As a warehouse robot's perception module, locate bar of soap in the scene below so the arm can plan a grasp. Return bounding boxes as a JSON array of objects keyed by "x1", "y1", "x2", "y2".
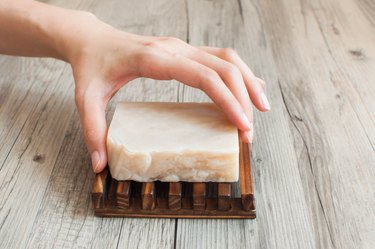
[{"x1": 107, "y1": 102, "x2": 239, "y2": 182}]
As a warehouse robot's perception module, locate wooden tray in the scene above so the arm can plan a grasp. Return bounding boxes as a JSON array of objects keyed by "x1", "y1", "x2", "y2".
[{"x1": 91, "y1": 142, "x2": 255, "y2": 219}]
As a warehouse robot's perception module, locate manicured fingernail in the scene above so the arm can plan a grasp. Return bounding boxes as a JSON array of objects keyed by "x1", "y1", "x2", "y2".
[
  {"x1": 246, "y1": 129, "x2": 254, "y2": 143},
  {"x1": 260, "y1": 93, "x2": 271, "y2": 111},
  {"x1": 91, "y1": 150, "x2": 101, "y2": 172},
  {"x1": 242, "y1": 113, "x2": 251, "y2": 130},
  {"x1": 246, "y1": 122, "x2": 254, "y2": 142}
]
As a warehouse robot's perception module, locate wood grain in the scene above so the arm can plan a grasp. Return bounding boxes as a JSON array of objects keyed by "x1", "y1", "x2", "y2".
[
  {"x1": 0, "y1": 0, "x2": 181, "y2": 248},
  {"x1": 169, "y1": 182, "x2": 182, "y2": 210},
  {"x1": 192, "y1": 183, "x2": 206, "y2": 210},
  {"x1": 239, "y1": 142, "x2": 255, "y2": 211},
  {"x1": 92, "y1": 167, "x2": 109, "y2": 209},
  {"x1": 141, "y1": 182, "x2": 156, "y2": 210},
  {"x1": 116, "y1": 181, "x2": 131, "y2": 209},
  {"x1": 178, "y1": 0, "x2": 315, "y2": 248},
  {"x1": 217, "y1": 183, "x2": 231, "y2": 211},
  {"x1": 0, "y1": 0, "x2": 374, "y2": 248}
]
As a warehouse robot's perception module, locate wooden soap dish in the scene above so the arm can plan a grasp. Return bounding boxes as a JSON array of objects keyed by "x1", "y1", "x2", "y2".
[{"x1": 91, "y1": 142, "x2": 255, "y2": 219}]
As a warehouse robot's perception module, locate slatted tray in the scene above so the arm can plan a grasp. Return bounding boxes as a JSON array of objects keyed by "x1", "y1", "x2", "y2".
[{"x1": 92, "y1": 142, "x2": 255, "y2": 219}]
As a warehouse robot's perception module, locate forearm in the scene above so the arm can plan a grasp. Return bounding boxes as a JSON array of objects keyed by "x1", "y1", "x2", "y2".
[{"x1": 0, "y1": 0, "x2": 97, "y2": 62}]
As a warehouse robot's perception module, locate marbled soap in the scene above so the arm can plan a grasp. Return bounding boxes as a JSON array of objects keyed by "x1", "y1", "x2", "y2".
[{"x1": 107, "y1": 102, "x2": 239, "y2": 182}]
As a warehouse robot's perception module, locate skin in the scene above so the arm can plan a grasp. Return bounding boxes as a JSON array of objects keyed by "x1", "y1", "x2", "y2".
[{"x1": 0, "y1": 0, "x2": 271, "y2": 173}]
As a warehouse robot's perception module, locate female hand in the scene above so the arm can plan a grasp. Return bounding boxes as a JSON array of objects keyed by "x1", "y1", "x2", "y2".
[
  {"x1": 0, "y1": 1, "x2": 270, "y2": 172},
  {"x1": 67, "y1": 15, "x2": 271, "y2": 173}
]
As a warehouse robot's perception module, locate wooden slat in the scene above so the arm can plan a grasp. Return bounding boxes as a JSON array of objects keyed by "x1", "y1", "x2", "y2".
[
  {"x1": 193, "y1": 183, "x2": 206, "y2": 210},
  {"x1": 93, "y1": 172, "x2": 255, "y2": 218},
  {"x1": 116, "y1": 181, "x2": 131, "y2": 209},
  {"x1": 91, "y1": 168, "x2": 109, "y2": 209},
  {"x1": 181, "y1": 182, "x2": 193, "y2": 209},
  {"x1": 141, "y1": 182, "x2": 156, "y2": 210},
  {"x1": 206, "y1": 183, "x2": 218, "y2": 210},
  {"x1": 218, "y1": 183, "x2": 231, "y2": 211},
  {"x1": 156, "y1": 182, "x2": 169, "y2": 208},
  {"x1": 168, "y1": 182, "x2": 182, "y2": 210},
  {"x1": 239, "y1": 142, "x2": 255, "y2": 211}
]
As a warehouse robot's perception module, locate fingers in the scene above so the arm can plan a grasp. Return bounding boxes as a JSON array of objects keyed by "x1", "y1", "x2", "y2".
[
  {"x1": 198, "y1": 46, "x2": 271, "y2": 112},
  {"x1": 146, "y1": 37, "x2": 269, "y2": 142},
  {"x1": 75, "y1": 82, "x2": 108, "y2": 173},
  {"x1": 176, "y1": 45, "x2": 255, "y2": 142},
  {"x1": 136, "y1": 49, "x2": 252, "y2": 134}
]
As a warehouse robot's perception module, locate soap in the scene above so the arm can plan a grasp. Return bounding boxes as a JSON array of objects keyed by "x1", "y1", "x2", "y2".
[{"x1": 107, "y1": 102, "x2": 239, "y2": 182}]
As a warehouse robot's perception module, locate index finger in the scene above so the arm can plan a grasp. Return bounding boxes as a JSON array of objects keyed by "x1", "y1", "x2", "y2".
[{"x1": 137, "y1": 49, "x2": 252, "y2": 135}]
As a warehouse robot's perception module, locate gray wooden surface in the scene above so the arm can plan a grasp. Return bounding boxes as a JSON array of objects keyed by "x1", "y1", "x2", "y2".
[{"x1": 0, "y1": 0, "x2": 374, "y2": 248}]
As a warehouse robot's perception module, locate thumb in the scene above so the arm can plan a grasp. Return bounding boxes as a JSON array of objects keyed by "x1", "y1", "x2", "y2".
[{"x1": 76, "y1": 87, "x2": 108, "y2": 173}]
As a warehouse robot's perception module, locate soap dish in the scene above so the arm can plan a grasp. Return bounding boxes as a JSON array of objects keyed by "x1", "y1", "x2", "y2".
[{"x1": 91, "y1": 142, "x2": 255, "y2": 219}]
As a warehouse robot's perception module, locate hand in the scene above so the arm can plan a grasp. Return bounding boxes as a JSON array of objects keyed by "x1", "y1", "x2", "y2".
[
  {"x1": 67, "y1": 15, "x2": 271, "y2": 173},
  {"x1": 0, "y1": 2, "x2": 270, "y2": 173}
]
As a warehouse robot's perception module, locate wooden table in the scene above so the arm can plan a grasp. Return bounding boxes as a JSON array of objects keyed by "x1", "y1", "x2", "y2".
[{"x1": 0, "y1": 0, "x2": 374, "y2": 248}]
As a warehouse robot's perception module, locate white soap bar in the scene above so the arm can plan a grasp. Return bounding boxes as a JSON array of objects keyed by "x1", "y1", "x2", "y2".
[{"x1": 107, "y1": 102, "x2": 239, "y2": 182}]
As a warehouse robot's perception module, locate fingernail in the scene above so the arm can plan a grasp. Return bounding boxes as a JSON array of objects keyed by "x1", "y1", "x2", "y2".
[
  {"x1": 91, "y1": 150, "x2": 101, "y2": 172},
  {"x1": 241, "y1": 113, "x2": 251, "y2": 130},
  {"x1": 246, "y1": 122, "x2": 254, "y2": 142},
  {"x1": 246, "y1": 129, "x2": 254, "y2": 143},
  {"x1": 260, "y1": 93, "x2": 271, "y2": 111}
]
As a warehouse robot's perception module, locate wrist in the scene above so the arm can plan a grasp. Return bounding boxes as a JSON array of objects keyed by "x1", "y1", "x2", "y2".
[
  {"x1": 23, "y1": 1, "x2": 108, "y2": 64},
  {"x1": 53, "y1": 11, "x2": 105, "y2": 64}
]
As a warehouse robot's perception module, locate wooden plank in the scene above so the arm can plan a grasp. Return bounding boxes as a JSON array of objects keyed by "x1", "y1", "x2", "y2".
[
  {"x1": 239, "y1": 142, "x2": 255, "y2": 211},
  {"x1": 155, "y1": 181, "x2": 168, "y2": 209},
  {"x1": 21, "y1": 111, "x2": 124, "y2": 249},
  {"x1": 0, "y1": 58, "x2": 76, "y2": 249},
  {"x1": 192, "y1": 183, "x2": 206, "y2": 210},
  {"x1": 206, "y1": 182, "x2": 218, "y2": 210},
  {"x1": 141, "y1": 182, "x2": 156, "y2": 210},
  {"x1": 116, "y1": 181, "x2": 131, "y2": 209},
  {"x1": 217, "y1": 183, "x2": 231, "y2": 211},
  {"x1": 14, "y1": 0, "x2": 182, "y2": 248},
  {"x1": 91, "y1": 168, "x2": 109, "y2": 209},
  {"x1": 169, "y1": 182, "x2": 182, "y2": 210},
  {"x1": 256, "y1": 0, "x2": 375, "y2": 248},
  {"x1": 0, "y1": 0, "x2": 373, "y2": 248},
  {"x1": 177, "y1": 0, "x2": 317, "y2": 248},
  {"x1": 181, "y1": 182, "x2": 193, "y2": 209},
  {"x1": 94, "y1": 210, "x2": 254, "y2": 219},
  {"x1": 0, "y1": 58, "x2": 60, "y2": 168}
]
